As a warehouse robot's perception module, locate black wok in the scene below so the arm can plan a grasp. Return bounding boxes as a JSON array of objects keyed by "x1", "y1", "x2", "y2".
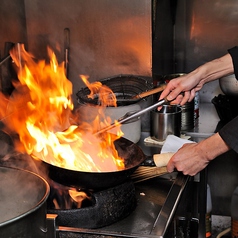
[{"x1": 43, "y1": 136, "x2": 146, "y2": 191}]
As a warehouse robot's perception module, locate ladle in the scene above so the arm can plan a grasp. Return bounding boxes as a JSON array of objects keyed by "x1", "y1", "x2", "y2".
[{"x1": 94, "y1": 98, "x2": 168, "y2": 135}]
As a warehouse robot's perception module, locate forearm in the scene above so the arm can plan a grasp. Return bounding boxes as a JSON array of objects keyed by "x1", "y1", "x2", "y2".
[
  {"x1": 192, "y1": 53, "x2": 234, "y2": 85},
  {"x1": 198, "y1": 132, "x2": 230, "y2": 161}
]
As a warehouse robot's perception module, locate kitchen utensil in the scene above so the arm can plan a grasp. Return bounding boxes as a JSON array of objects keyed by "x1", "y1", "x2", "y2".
[
  {"x1": 0, "y1": 166, "x2": 50, "y2": 238},
  {"x1": 0, "y1": 54, "x2": 10, "y2": 66},
  {"x1": 42, "y1": 136, "x2": 172, "y2": 190},
  {"x1": 95, "y1": 98, "x2": 168, "y2": 135},
  {"x1": 131, "y1": 84, "x2": 166, "y2": 99},
  {"x1": 151, "y1": 104, "x2": 182, "y2": 141},
  {"x1": 132, "y1": 152, "x2": 175, "y2": 182}
]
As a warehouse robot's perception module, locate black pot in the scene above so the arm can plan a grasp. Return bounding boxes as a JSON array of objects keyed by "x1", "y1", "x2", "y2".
[{"x1": 0, "y1": 167, "x2": 50, "y2": 238}]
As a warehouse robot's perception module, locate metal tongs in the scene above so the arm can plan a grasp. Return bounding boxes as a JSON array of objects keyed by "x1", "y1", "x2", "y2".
[{"x1": 94, "y1": 98, "x2": 168, "y2": 135}]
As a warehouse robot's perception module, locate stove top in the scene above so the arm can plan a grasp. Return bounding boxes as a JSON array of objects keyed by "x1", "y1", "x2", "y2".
[
  {"x1": 0, "y1": 130, "x2": 192, "y2": 238},
  {"x1": 44, "y1": 132, "x2": 190, "y2": 238},
  {"x1": 49, "y1": 172, "x2": 189, "y2": 238}
]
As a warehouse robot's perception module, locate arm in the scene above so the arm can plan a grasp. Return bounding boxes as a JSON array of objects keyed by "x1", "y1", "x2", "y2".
[
  {"x1": 159, "y1": 53, "x2": 234, "y2": 105},
  {"x1": 167, "y1": 133, "x2": 230, "y2": 176}
]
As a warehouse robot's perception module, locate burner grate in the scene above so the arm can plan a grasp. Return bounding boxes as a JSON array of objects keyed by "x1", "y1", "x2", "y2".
[{"x1": 47, "y1": 180, "x2": 137, "y2": 229}]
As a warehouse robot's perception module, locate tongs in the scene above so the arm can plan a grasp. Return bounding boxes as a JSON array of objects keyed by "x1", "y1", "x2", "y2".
[{"x1": 94, "y1": 98, "x2": 168, "y2": 135}]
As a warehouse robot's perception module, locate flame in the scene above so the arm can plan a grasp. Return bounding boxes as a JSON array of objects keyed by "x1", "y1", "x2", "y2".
[
  {"x1": 80, "y1": 74, "x2": 117, "y2": 107},
  {"x1": 1, "y1": 45, "x2": 124, "y2": 172},
  {"x1": 68, "y1": 189, "x2": 92, "y2": 208}
]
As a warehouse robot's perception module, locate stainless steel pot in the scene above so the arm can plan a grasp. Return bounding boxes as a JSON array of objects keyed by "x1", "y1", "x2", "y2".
[
  {"x1": 159, "y1": 73, "x2": 195, "y2": 130},
  {"x1": 151, "y1": 105, "x2": 182, "y2": 141},
  {"x1": 0, "y1": 167, "x2": 50, "y2": 238}
]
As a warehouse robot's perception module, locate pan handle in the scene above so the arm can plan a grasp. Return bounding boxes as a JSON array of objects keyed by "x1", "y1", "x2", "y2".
[
  {"x1": 141, "y1": 152, "x2": 174, "y2": 167},
  {"x1": 140, "y1": 156, "x2": 157, "y2": 166},
  {"x1": 140, "y1": 152, "x2": 174, "y2": 167},
  {"x1": 153, "y1": 152, "x2": 175, "y2": 167}
]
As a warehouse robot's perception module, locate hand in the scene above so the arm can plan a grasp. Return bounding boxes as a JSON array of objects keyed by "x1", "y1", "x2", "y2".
[
  {"x1": 167, "y1": 133, "x2": 230, "y2": 176},
  {"x1": 167, "y1": 143, "x2": 210, "y2": 176},
  {"x1": 159, "y1": 71, "x2": 203, "y2": 106}
]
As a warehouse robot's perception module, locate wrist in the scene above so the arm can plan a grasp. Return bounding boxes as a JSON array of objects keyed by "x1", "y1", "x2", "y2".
[{"x1": 198, "y1": 133, "x2": 230, "y2": 161}]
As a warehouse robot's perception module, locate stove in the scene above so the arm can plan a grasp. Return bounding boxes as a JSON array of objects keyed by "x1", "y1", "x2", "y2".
[
  {"x1": 47, "y1": 180, "x2": 137, "y2": 229},
  {"x1": 47, "y1": 173, "x2": 193, "y2": 238},
  {"x1": 0, "y1": 130, "x2": 204, "y2": 238},
  {"x1": 44, "y1": 132, "x2": 204, "y2": 238}
]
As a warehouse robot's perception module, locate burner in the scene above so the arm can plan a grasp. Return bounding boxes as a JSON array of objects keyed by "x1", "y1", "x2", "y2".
[{"x1": 47, "y1": 180, "x2": 137, "y2": 229}]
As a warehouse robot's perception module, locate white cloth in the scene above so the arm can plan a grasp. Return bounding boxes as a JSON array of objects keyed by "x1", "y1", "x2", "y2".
[{"x1": 160, "y1": 135, "x2": 195, "y2": 153}]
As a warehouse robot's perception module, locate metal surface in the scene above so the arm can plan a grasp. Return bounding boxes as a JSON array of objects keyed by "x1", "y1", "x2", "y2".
[
  {"x1": 50, "y1": 172, "x2": 188, "y2": 238},
  {"x1": 0, "y1": 54, "x2": 10, "y2": 66},
  {"x1": 151, "y1": 104, "x2": 182, "y2": 141},
  {"x1": 43, "y1": 132, "x2": 190, "y2": 238},
  {"x1": 23, "y1": 0, "x2": 152, "y2": 104},
  {"x1": 64, "y1": 28, "x2": 70, "y2": 79},
  {"x1": 0, "y1": 167, "x2": 50, "y2": 238},
  {"x1": 151, "y1": 173, "x2": 189, "y2": 236}
]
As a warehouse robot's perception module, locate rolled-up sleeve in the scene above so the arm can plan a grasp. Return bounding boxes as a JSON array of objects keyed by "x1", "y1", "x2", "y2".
[
  {"x1": 219, "y1": 116, "x2": 238, "y2": 153},
  {"x1": 228, "y1": 46, "x2": 238, "y2": 80}
]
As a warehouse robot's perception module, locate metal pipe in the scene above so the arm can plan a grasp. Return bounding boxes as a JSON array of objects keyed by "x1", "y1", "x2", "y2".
[{"x1": 0, "y1": 55, "x2": 10, "y2": 66}]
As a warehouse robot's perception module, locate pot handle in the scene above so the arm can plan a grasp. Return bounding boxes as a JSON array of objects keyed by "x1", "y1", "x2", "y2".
[{"x1": 153, "y1": 152, "x2": 175, "y2": 167}]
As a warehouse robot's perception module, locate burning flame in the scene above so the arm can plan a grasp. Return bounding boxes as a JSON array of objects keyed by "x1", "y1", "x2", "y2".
[
  {"x1": 80, "y1": 74, "x2": 117, "y2": 107},
  {"x1": 68, "y1": 189, "x2": 92, "y2": 208},
  {"x1": 0, "y1": 45, "x2": 125, "y2": 172}
]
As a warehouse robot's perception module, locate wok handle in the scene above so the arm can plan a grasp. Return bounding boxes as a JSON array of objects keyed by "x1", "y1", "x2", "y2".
[{"x1": 153, "y1": 152, "x2": 175, "y2": 167}]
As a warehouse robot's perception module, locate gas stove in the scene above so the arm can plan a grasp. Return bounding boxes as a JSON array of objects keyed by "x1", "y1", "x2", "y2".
[
  {"x1": 44, "y1": 132, "x2": 204, "y2": 238},
  {"x1": 46, "y1": 173, "x2": 190, "y2": 238},
  {"x1": 0, "y1": 130, "x2": 204, "y2": 238}
]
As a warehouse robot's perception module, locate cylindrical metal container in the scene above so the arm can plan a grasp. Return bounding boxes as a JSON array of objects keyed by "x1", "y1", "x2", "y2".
[
  {"x1": 151, "y1": 105, "x2": 182, "y2": 141},
  {"x1": 157, "y1": 73, "x2": 195, "y2": 131},
  {"x1": 0, "y1": 166, "x2": 50, "y2": 238},
  {"x1": 181, "y1": 99, "x2": 195, "y2": 131}
]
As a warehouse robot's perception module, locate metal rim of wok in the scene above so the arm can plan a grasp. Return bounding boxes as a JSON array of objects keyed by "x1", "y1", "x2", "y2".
[{"x1": 43, "y1": 136, "x2": 146, "y2": 191}]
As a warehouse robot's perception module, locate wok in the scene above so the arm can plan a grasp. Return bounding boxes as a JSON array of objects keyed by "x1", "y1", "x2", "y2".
[{"x1": 43, "y1": 136, "x2": 150, "y2": 191}]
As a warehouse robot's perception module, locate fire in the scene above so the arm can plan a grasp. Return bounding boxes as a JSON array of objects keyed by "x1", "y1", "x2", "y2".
[
  {"x1": 1, "y1": 44, "x2": 125, "y2": 172},
  {"x1": 68, "y1": 189, "x2": 92, "y2": 208}
]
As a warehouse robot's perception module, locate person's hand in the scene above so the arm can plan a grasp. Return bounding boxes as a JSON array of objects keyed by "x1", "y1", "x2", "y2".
[
  {"x1": 159, "y1": 70, "x2": 203, "y2": 106},
  {"x1": 167, "y1": 143, "x2": 210, "y2": 176},
  {"x1": 167, "y1": 133, "x2": 230, "y2": 176}
]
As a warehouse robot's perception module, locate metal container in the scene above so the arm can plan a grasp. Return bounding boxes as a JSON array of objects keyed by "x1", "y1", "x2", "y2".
[
  {"x1": 181, "y1": 99, "x2": 195, "y2": 131},
  {"x1": 0, "y1": 166, "x2": 50, "y2": 238},
  {"x1": 151, "y1": 105, "x2": 182, "y2": 141},
  {"x1": 161, "y1": 73, "x2": 195, "y2": 131}
]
